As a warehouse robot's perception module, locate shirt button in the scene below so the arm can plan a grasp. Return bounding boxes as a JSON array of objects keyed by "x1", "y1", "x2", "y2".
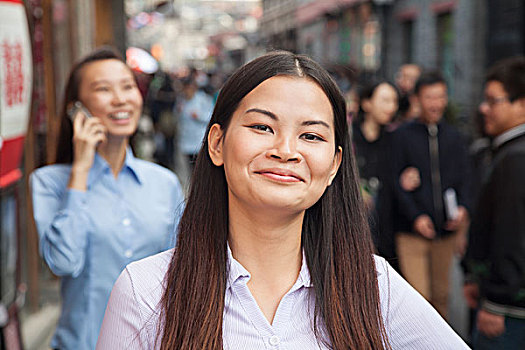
[
  {"x1": 269, "y1": 335, "x2": 280, "y2": 346},
  {"x1": 122, "y1": 218, "x2": 131, "y2": 226},
  {"x1": 124, "y1": 250, "x2": 133, "y2": 258}
]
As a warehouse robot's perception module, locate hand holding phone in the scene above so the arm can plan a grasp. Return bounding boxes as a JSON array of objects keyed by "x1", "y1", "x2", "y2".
[
  {"x1": 68, "y1": 101, "x2": 106, "y2": 181},
  {"x1": 68, "y1": 101, "x2": 93, "y2": 121}
]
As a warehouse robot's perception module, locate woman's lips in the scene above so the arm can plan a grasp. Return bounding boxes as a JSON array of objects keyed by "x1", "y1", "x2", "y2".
[
  {"x1": 108, "y1": 111, "x2": 132, "y2": 124},
  {"x1": 255, "y1": 168, "x2": 304, "y2": 182}
]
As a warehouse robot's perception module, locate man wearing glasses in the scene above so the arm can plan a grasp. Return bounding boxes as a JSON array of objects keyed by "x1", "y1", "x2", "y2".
[{"x1": 464, "y1": 56, "x2": 525, "y2": 349}]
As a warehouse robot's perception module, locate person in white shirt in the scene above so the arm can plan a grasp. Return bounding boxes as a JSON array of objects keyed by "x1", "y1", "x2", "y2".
[{"x1": 98, "y1": 51, "x2": 469, "y2": 350}]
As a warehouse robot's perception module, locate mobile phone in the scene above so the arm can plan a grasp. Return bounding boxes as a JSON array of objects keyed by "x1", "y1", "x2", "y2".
[
  {"x1": 67, "y1": 101, "x2": 93, "y2": 121},
  {"x1": 443, "y1": 188, "x2": 459, "y2": 221}
]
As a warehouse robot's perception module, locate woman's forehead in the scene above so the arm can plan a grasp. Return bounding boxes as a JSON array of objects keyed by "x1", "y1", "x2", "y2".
[
  {"x1": 79, "y1": 59, "x2": 133, "y2": 84},
  {"x1": 240, "y1": 76, "x2": 332, "y2": 114}
]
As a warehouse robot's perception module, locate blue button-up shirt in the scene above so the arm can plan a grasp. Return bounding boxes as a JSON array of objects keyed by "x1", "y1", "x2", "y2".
[
  {"x1": 177, "y1": 90, "x2": 214, "y2": 155},
  {"x1": 30, "y1": 148, "x2": 185, "y2": 350}
]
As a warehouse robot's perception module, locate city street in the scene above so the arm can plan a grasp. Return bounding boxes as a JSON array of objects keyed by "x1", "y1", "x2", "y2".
[{"x1": 1, "y1": 0, "x2": 524, "y2": 348}]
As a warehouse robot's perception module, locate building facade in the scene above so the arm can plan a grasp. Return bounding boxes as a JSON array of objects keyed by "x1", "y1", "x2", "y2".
[
  {"x1": 261, "y1": 0, "x2": 503, "y2": 122},
  {"x1": 384, "y1": 0, "x2": 486, "y2": 121}
]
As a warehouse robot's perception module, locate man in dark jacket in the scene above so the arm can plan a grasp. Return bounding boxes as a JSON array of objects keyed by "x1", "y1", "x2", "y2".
[
  {"x1": 392, "y1": 71, "x2": 470, "y2": 319},
  {"x1": 463, "y1": 57, "x2": 525, "y2": 348}
]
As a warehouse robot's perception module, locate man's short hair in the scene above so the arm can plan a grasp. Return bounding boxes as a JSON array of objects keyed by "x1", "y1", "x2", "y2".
[
  {"x1": 414, "y1": 71, "x2": 446, "y2": 95},
  {"x1": 486, "y1": 56, "x2": 525, "y2": 102}
]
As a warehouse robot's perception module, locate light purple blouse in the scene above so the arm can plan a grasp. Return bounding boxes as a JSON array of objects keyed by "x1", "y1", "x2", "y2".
[{"x1": 96, "y1": 248, "x2": 469, "y2": 349}]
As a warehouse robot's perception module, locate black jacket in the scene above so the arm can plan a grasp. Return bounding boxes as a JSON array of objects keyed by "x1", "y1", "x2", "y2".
[
  {"x1": 352, "y1": 122, "x2": 391, "y2": 195},
  {"x1": 465, "y1": 129, "x2": 525, "y2": 312},
  {"x1": 352, "y1": 122, "x2": 397, "y2": 263},
  {"x1": 391, "y1": 119, "x2": 471, "y2": 236}
]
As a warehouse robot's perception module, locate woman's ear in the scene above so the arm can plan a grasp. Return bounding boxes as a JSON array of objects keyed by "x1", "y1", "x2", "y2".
[
  {"x1": 327, "y1": 146, "x2": 343, "y2": 186},
  {"x1": 208, "y1": 123, "x2": 224, "y2": 166}
]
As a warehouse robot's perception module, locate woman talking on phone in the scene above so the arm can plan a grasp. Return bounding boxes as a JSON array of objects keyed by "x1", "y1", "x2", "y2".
[
  {"x1": 30, "y1": 47, "x2": 185, "y2": 350},
  {"x1": 97, "y1": 51, "x2": 468, "y2": 349}
]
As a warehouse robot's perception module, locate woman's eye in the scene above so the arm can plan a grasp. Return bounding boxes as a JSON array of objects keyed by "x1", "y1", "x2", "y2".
[
  {"x1": 95, "y1": 86, "x2": 110, "y2": 92},
  {"x1": 123, "y1": 84, "x2": 135, "y2": 90},
  {"x1": 301, "y1": 133, "x2": 325, "y2": 142},
  {"x1": 249, "y1": 124, "x2": 273, "y2": 133}
]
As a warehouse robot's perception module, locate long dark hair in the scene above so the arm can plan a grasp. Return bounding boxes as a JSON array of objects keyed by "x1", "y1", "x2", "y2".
[
  {"x1": 55, "y1": 47, "x2": 132, "y2": 163},
  {"x1": 159, "y1": 51, "x2": 390, "y2": 349}
]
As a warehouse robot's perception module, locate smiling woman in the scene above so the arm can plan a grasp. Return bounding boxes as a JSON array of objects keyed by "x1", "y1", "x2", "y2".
[
  {"x1": 207, "y1": 76, "x2": 341, "y2": 215},
  {"x1": 96, "y1": 51, "x2": 469, "y2": 350},
  {"x1": 30, "y1": 47, "x2": 185, "y2": 349}
]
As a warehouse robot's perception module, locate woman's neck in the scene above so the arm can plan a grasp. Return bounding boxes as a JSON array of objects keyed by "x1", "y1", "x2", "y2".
[
  {"x1": 228, "y1": 208, "x2": 303, "y2": 280},
  {"x1": 228, "y1": 201, "x2": 303, "y2": 324},
  {"x1": 361, "y1": 116, "x2": 381, "y2": 142},
  {"x1": 97, "y1": 136, "x2": 129, "y2": 178}
]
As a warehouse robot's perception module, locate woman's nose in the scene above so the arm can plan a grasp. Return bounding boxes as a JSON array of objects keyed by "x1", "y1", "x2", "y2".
[
  {"x1": 112, "y1": 89, "x2": 126, "y2": 104},
  {"x1": 266, "y1": 135, "x2": 301, "y2": 162}
]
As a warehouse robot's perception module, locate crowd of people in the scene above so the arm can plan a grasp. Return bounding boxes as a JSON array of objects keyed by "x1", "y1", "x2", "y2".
[
  {"x1": 29, "y1": 46, "x2": 525, "y2": 349},
  {"x1": 346, "y1": 58, "x2": 525, "y2": 349}
]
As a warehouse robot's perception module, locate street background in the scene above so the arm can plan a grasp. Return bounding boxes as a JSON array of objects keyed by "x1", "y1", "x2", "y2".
[{"x1": 0, "y1": 0, "x2": 523, "y2": 349}]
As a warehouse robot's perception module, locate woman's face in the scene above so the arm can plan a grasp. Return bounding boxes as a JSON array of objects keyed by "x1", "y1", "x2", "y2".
[
  {"x1": 78, "y1": 59, "x2": 143, "y2": 138},
  {"x1": 208, "y1": 76, "x2": 342, "y2": 215},
  {"x1": 363, "y1": 83, "x2": 398, "y2": 125}
]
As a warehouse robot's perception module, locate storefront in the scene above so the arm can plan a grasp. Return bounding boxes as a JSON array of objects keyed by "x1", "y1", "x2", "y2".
[{"x1": 0, "y1": 0, "x2": 33, "y2": 348}]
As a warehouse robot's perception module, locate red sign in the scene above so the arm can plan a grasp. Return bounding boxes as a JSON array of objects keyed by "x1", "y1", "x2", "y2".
[{"x1": 0, "y1": 0, "x2": 32, "y2": 188}]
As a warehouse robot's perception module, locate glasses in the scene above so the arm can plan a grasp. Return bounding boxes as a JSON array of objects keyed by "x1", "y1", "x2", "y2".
[{"x1": 481, "y1": 96, "x2": 508, "y2": 107}]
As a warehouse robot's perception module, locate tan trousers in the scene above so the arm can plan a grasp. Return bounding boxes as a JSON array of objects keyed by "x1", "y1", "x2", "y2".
[{"x1": 396, "y1": 232, "x2": 457, "y2": 319}]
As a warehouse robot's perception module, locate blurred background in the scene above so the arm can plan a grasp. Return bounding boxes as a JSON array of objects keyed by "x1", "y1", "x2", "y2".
[{"x1": 0, "y1": 0, "x2": 524, "y2": 348}]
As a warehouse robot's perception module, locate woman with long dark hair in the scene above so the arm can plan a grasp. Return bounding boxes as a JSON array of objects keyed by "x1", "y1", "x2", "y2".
[
  {"x1": 30, "y1": 47, "x2": 185, "y2": 349},
  {"x1": 97, "y1": 51, "x2": 467, "y2": 349},
  {"x1": 352, "y1": 81, "x2": 400, "y2": 270}
]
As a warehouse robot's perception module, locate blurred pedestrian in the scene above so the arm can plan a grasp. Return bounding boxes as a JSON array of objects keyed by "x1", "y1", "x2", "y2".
[
  {"x1": 30, "y1": 47, "x2": 185, "y2": 350},
  {"x1": 463, "y1": 56, "x2": 525, "y2": 349},
  {"x1": 176, "y1": 76, "x2": 214, "y2": 175},
  {"x1": 395, "y1": 64, "x2": 422, "y2": 125},
  {"x1": 147, "y1": 70, "x2": 177, "y2": 170},
  {"x1": 353, "y1": 81, "x2": 398, "y2": 209},
  {"x1": 391, "y1": 71, "x2": 471, "y2": 319},
  {"x1": 352, "y1": 81, "x2": 400, "y2": 269},
  {"x1": 97, "y1": 51, "x2": 468, "y2": 349},
  {"x1": 344, "y1": 85, "x2": 360, "y2": 126}
]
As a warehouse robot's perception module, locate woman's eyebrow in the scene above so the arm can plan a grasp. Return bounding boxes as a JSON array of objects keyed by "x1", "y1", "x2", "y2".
[
  {"x1": 89, "y1": 77, "x2": 134, "y2": 87},
  {"x1": 245, "y1": 108, "x2": 330, "y2": 129},
  {"x1": 245, "y1": 108, "x2": 278, "y2": 120},
  {"x1": 89, "y1": 79, "x2": 110, "y2": 87},
  {"x1": 302, "y1": 120, "x2": 330, "y2": 129}
]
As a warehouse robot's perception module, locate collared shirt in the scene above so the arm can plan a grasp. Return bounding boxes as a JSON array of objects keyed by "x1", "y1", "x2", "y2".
[
  {"x1": 492, "y1": 123, "x2": 525, "y2": 149},
  {"x1": 30, "y1": 149, "x2": 185, "y2": 350},
  {"x1": 96, "y1": 248, "x2": 469, "y2": 349},
  {"x1": 177, "y1": 90, "x2": 214, "y2": 155}
]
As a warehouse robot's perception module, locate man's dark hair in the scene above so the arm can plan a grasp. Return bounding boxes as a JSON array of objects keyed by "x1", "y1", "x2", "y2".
[
  {"x1": 414, "y1": 70, "x2": 446, "y2": 95},
  {"x1": 486, "y1": 56, "x2": 525, "y2": 102}
]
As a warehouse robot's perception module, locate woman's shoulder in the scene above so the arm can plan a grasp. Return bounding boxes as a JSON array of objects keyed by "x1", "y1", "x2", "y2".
[
  {"x1": 32, "y1": 163, "x2": 71, "y2": 178},
  {"x1": 109, "y1": 249, "x2": 174, "y2": 323},
  {"x1": 126, "y1": 249, "x2": 173, "y2": 283},
  {"x1": 123, "y1": 249, "x2": 174, "y2": 300},
  {"x1": 30, "y1": 164, "x2": 72, "y2": 189},
  {"x1": 373, "y1": 254, "x2": 404, "y2": 296},
  {"x1": 373, "y1": 255, "x2": 393, "y2": 285},
  {"x1": 98, "y1": 249, "x2": 175, "y2": 347},
  {"x1": 132, "y1": 159, "x2": 181, "y2": 185},
  {"x1": 373, "y1": 255, "x2": 469, "y2": 348}
]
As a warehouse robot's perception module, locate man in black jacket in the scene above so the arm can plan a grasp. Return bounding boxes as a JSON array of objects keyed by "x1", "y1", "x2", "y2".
[
  {"x1": 464, "y1": 57, "x2": 525, "y2": 348},
  {"x1": 392, "y1": 71, "x2": 471, "y2": 319}
]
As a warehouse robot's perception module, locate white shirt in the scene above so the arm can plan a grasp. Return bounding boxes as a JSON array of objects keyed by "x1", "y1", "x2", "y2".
[{"x1": 97, "y1": 249, "x2": 469, "y2": 349}]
